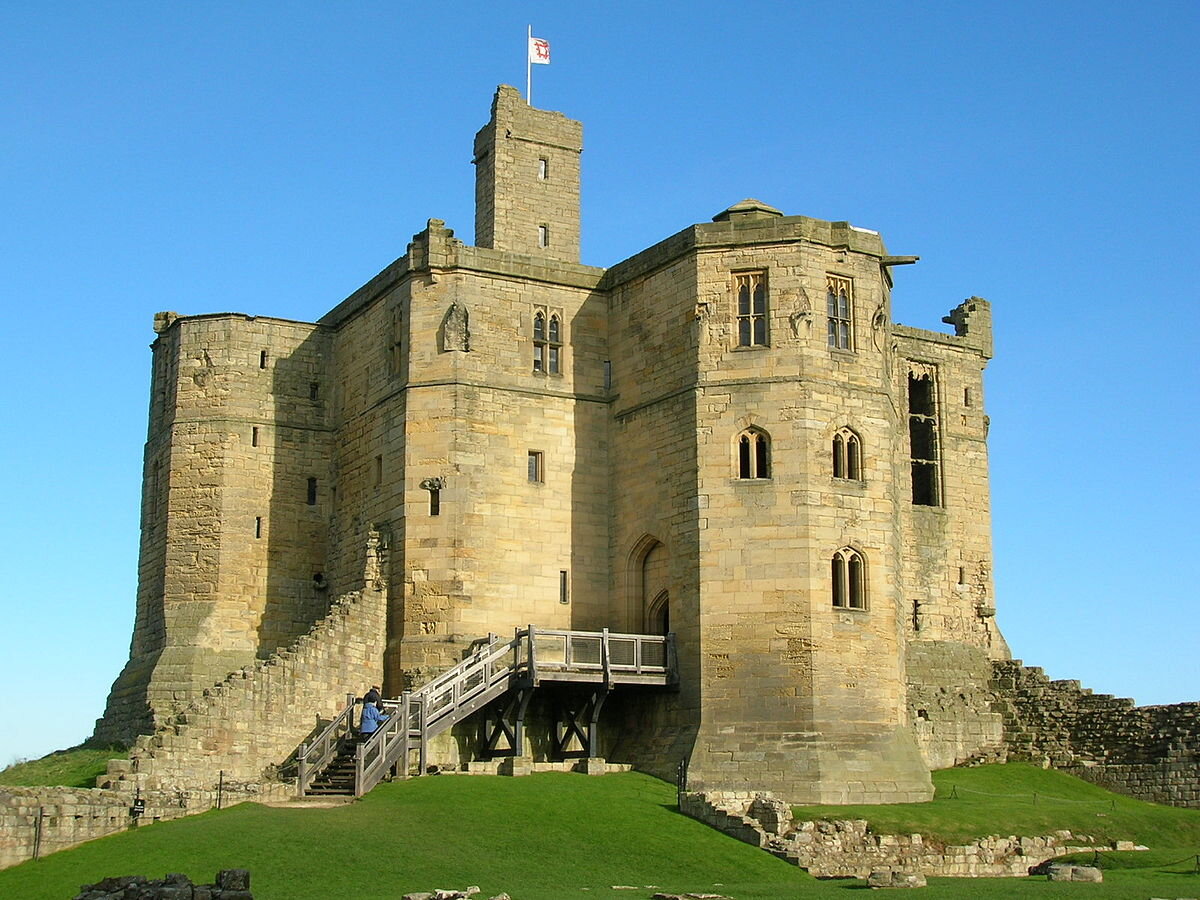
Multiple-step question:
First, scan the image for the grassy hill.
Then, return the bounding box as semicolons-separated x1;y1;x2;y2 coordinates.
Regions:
0;747;125;789
0;764;1198;899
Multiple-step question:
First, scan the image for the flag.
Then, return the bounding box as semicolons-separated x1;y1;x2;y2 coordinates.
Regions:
529;36;550;65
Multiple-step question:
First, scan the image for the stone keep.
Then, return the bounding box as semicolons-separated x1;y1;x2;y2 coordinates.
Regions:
95;85;1009;803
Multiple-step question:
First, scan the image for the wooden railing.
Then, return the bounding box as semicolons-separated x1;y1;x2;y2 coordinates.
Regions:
314;627;676;797
295;692;356;794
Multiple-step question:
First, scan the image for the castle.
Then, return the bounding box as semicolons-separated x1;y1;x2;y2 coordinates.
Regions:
93;85;1012;804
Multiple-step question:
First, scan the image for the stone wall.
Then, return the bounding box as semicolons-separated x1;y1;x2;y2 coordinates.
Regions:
98;582;385;794
906;640;1005;769
993;660;1200;808
680;790;1115;878
0;785;204;871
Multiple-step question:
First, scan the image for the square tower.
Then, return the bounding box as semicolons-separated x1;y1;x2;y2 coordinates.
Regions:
473;84;583;262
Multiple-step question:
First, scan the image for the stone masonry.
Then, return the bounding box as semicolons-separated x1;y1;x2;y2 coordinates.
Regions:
681;790;1115;879
93;83;1013;804
993;660;1200;808
1;576;385;870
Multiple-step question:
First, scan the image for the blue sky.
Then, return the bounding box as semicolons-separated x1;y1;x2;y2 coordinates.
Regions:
1;1;1196;766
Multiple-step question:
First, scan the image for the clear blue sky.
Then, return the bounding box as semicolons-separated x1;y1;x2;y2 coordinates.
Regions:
1;1;1196;766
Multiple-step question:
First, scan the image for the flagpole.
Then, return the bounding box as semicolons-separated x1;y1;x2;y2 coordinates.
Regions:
526;24;532;104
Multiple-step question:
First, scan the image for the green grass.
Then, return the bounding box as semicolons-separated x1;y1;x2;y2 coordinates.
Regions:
791;763;1200;850
0;769;1198;900
0;746;126;789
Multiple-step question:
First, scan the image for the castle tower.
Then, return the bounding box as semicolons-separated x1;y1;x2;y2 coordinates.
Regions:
473;84;583;262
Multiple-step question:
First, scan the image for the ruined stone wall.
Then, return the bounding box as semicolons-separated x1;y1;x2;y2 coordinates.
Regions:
98;583;385;793
0;786;198;871
893;301;1006;661
993;660;1200;808
906;640;1005;770
680;790;1113;879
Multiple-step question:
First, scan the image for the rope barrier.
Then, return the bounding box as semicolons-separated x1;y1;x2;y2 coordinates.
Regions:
1087;849;1200;871
940;784;1116;807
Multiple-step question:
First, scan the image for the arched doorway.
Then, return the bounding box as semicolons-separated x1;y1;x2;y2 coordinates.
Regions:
627;535;669;633
647;589;670;636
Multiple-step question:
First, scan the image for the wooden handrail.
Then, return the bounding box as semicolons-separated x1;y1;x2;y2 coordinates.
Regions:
322;627;678;797
297;692;356;796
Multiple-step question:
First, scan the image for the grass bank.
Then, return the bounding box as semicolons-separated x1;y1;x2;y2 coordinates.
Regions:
0;746;125;789
0;768;1197;899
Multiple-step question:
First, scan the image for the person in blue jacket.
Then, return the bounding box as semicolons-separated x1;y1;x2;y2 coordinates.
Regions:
359;691;389;739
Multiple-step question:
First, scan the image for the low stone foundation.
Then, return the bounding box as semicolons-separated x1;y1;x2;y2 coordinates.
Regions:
680;790;1118;878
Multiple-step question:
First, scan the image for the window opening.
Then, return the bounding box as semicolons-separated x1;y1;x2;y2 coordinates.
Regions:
734;271;768;347
547;315;561;374
255;516;263;539
259;350;268;369
737;428;770;479
832;547;866;609
964;386;973;407
559;570;569;604
374;455;383;487
306;477;318;506
908;367;941;506
532;309;563;374
832;427;862;480
538;158;549;180
389;307;404;376
603;360;611;392
429;488;440;516
826;275;853;350
533;312;546;372
528;450;544;483
251;426;259;447
538;224;549;248
309;382;319;401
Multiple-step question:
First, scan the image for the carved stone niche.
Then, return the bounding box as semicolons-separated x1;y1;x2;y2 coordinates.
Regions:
441;302;470;352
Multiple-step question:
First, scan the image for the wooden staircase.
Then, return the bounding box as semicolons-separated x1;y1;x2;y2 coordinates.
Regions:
303;739;359;796
297;626;677;799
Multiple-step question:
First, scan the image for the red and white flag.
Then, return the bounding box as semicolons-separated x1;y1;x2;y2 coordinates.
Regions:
529;36;550;65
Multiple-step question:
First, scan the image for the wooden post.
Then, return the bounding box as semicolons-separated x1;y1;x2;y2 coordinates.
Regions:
418;695;428;776
297;743;309;796
354;742;365;797
528;624;538;685
601;628;612;685
588;689;608;757
400;691;411;780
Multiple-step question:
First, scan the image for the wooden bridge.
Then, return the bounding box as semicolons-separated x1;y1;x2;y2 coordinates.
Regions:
297;626;677;797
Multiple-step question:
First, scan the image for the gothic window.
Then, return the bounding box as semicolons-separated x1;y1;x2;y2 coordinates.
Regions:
826;275;853;350
832;427;862;480
547;315;561;374
908;365;941;506
831;547;866;609
737;427;770;479
533;312;546;372
734;271;768;347
533;308;563;374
